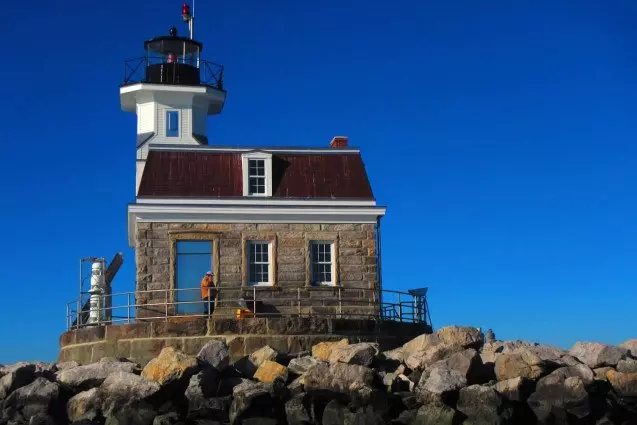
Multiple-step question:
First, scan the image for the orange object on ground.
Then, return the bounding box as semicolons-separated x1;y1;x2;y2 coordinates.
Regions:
236;309;253;319
200;274;214;299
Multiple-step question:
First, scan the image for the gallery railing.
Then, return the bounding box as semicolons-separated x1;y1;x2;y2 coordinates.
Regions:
65;287;430;331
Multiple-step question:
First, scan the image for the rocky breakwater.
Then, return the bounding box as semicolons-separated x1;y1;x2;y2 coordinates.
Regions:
0;327;636;424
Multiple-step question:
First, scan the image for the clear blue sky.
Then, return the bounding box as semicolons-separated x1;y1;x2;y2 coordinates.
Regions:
0;0;635;363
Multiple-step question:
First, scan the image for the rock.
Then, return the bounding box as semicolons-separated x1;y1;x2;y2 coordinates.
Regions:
185;368;223;417
287;376;305;397
187;396;231;422
153;412;183;425
413;402;457;425
569;342;628;368
494;348;546;381
419;365;467;394
253;361;288;384
100;371;161;416
104;402;156;425
436;325;484;350
284;393;311;425
328;343;378;366
457;384;502;424
344;406;385;425
197;340;230;372
617;358;637;373
141;347;198;386
57;361;138;391
28;413;56;425
304;362;375;396
594;367;613;381
0;362;35;399
321;399;346;425
620;339;637;357
549;364;595;387
527;374;590;421
288;357;320;376
1;377;60;422
493;377;534;402
250;346;278;368
429;348;482;384
311;339;348;361
229;380;273;424
405;344;463;371
67;388;101;422
382;347;404;363
606;369;637;398
403;333;440;360
57;361;80;371
558;355;581;367
390;409;417;425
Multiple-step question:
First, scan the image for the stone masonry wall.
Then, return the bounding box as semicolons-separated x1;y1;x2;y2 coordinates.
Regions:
135;223;378;319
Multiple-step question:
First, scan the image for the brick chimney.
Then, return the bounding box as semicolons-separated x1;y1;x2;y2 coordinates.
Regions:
330;136;348;148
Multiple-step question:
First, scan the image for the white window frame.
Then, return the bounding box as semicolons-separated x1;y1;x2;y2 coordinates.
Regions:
310;240;336;286
247;240;273;286
241;151;273;197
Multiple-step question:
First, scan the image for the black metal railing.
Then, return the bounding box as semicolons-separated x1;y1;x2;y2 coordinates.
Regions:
123;56;224;90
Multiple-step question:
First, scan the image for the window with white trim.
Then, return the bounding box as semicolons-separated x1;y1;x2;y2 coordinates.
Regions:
310;241;334;286
247;241;271;286
248;159;266;195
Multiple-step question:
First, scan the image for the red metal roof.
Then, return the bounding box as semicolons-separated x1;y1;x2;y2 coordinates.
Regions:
137;150;375;199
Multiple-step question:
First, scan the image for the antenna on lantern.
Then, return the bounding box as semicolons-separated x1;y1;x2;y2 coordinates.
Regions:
182;1;194;39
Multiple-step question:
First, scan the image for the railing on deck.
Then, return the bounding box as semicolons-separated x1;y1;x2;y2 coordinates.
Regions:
65;287;430;331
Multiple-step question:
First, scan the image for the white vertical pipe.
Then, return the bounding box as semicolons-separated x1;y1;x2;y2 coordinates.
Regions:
88;261;105;324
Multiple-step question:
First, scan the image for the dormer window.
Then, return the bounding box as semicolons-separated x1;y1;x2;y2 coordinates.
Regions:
248;159;266;195
241;152;273;197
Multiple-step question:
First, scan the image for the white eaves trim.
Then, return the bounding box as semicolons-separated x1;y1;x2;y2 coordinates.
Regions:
127;204;386;247
148;143;361;155
135;198;378;207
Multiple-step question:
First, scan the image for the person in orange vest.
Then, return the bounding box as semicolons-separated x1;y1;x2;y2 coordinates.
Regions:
200;271;216;316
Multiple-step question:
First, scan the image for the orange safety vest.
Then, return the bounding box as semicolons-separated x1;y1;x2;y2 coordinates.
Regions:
200;275;214;299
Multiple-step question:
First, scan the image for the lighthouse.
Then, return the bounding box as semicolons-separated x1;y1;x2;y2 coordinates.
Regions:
119;2;226;193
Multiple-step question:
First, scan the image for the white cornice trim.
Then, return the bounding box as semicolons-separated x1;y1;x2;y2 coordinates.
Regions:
127;204;386;247
120;83;213;95
135;198;378;206
147;144;361;155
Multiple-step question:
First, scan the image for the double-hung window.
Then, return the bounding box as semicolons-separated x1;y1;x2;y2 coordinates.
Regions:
247;241;271;286
248;159;266;195
310;241;334;286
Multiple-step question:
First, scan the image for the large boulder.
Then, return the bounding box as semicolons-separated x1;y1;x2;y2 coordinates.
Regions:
382;347;404;363
403;326;483;361
197;340;230;372
253;361;288;384
67;388;101;422
549;364;595;388
321;399;347;425
141;347;198;386
606;369;637;398
617;358;637;373
311;339;348;362
494;348;546;381
185;368;225;419
457;384;502;425
152;412;183;425
103;401;156;425
304;362;375;396
405;344;463;371
1;377;60;423
99;371;161;416
620;339;637;357
328;343;378;366
429;348;482;384
284;393;311;425
0;362;36;399
288;357;321;376
57;360;138;391
413;402;457;425
250;346;278;368
229;380;274;424
493;377;534;402
527;374;590;422
418;365;467;395
569;342;628;368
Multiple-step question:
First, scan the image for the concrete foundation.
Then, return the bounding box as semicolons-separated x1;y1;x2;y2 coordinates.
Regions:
59;317;430;366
